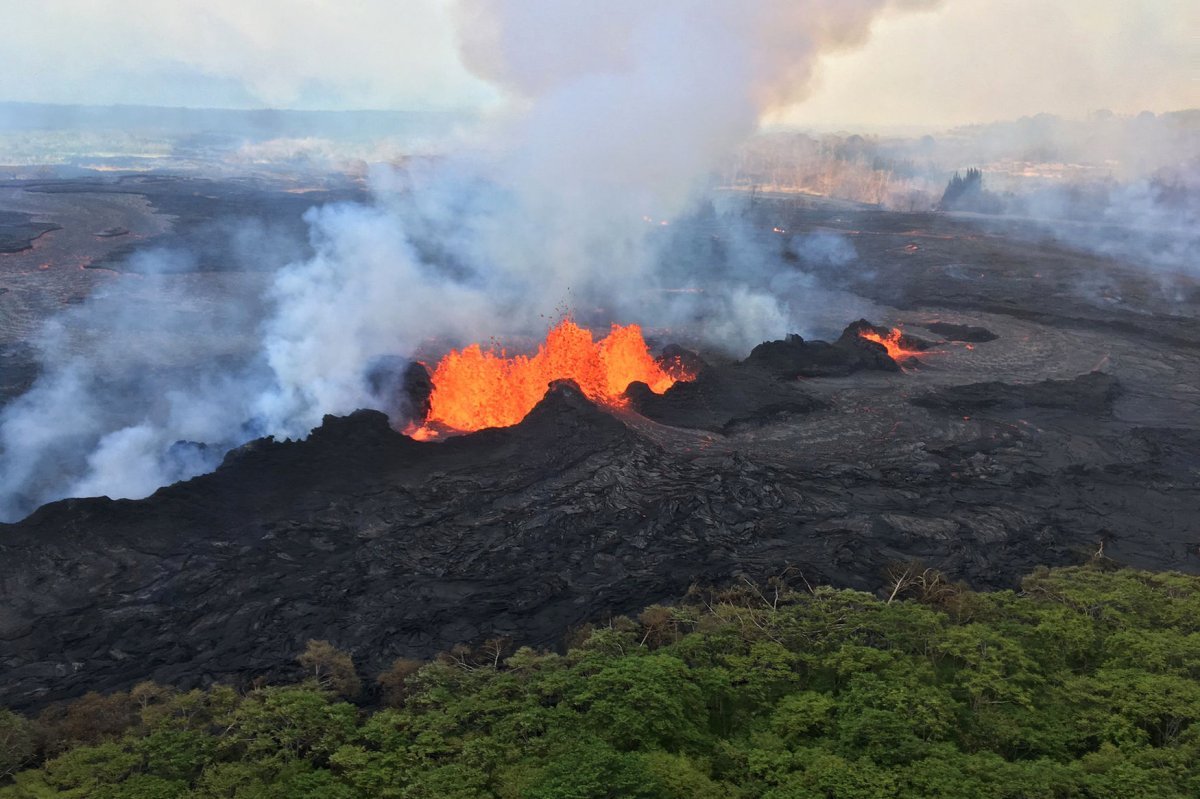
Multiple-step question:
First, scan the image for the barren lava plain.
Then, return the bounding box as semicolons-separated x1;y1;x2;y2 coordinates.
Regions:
1;177;1198;710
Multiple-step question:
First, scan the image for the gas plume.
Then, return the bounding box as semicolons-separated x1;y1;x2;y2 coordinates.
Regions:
252;0;942;434
0;1;939;520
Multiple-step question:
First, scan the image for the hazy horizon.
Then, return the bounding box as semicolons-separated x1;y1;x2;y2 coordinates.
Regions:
2;98;1194;139
1;1;1193;129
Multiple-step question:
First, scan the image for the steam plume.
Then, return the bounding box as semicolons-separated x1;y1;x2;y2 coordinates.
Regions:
0;1;938;520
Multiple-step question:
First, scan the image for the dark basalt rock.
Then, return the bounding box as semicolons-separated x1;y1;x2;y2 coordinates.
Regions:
923;321;998;342
0;211;61;253
657;344;707;379
627;330;896;432
5;186;1200;715
747;334;890;378
746;331;896;379
364;358;434;429
401;361;434;424
0;384;637;708
912;371;1122;414
719;400;830;434
745;320;932;380
838;319;934;352
626;366;825;433
0;365;1197;712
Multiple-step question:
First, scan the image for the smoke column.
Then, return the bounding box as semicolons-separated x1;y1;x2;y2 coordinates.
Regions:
0;0;939;520
254;0;940;431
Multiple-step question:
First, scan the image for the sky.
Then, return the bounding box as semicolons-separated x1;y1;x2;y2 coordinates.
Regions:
780;0;1200;129
0;0;1195;128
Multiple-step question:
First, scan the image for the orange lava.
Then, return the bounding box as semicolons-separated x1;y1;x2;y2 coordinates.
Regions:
859;327;922;360
411;319;689;436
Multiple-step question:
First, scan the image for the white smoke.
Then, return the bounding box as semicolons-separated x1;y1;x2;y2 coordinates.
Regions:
0;268;270;519
0;1;940;520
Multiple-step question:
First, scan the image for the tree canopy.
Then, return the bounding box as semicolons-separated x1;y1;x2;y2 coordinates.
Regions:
2;564;1197;798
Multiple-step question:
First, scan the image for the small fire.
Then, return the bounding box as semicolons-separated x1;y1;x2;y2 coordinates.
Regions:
859;327;923;361
410;319;690;437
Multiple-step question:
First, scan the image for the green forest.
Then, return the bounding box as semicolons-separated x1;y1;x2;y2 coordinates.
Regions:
2;564;1197;798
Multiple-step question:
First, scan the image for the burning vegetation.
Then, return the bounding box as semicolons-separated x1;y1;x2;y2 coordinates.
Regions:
409;319;692;438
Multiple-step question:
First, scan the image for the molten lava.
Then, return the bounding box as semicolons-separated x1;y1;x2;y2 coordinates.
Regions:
859;327;923;361
411;320;689;436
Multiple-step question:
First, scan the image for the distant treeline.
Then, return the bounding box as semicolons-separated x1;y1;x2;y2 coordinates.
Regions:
2;564;1198;797
938;167;1003;213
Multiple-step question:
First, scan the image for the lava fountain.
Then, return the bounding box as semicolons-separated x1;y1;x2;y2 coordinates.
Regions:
409;319;691;438
859;327;925;361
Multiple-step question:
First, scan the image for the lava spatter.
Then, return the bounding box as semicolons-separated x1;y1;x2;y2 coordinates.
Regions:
411;319;691;436
858;326;926;361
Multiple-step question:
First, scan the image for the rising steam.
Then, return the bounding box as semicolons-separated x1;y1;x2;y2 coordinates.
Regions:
0;1;939;520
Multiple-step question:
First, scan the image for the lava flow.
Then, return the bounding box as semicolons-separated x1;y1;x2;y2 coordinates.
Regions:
859;327;923;360
410;319;690;437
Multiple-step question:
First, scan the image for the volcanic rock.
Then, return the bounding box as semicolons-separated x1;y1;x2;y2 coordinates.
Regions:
626;365;826;433
401;361;434;423
912;371;1122;414
364;357;434;428
1;361;1197;711
743;319;934;379
0;384;632;708
627;331;884;432
745;324;905;378
746;335;886;377
4;188;1199;715
922;321;998;342
657;344;708;379
838;319;935;352
0;211;61;254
